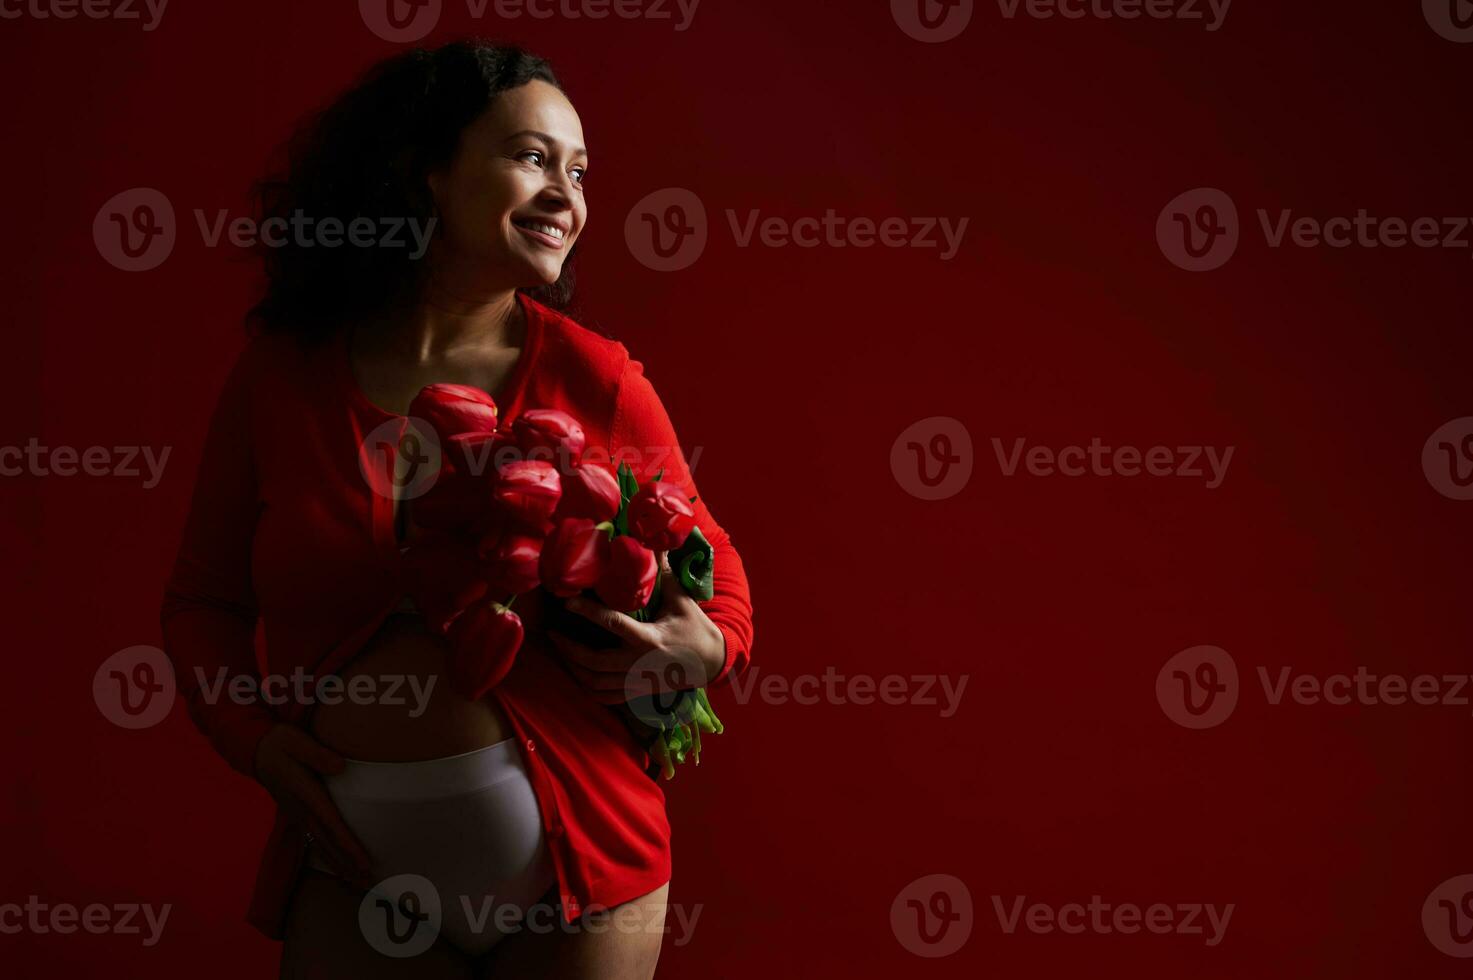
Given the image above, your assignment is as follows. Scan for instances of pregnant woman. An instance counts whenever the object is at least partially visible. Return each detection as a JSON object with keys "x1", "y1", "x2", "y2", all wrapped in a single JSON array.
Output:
[{"x1": 158, "y1": 40, "x2": 754, "y2": 978}]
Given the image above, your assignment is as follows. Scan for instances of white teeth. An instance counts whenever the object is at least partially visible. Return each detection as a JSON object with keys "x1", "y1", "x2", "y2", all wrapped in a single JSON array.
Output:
[{"x1": 518, "y1": 220, "x2": 565, "y2": 241}]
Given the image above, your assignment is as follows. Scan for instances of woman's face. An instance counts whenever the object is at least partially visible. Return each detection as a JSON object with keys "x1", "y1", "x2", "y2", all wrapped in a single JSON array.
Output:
[{"x1": 426, "y1": 79, "x2": 588, "y2": 293}]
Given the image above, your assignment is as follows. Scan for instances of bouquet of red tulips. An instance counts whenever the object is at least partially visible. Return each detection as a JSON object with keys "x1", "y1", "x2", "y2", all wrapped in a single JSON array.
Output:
[{"x1": 398, "y1": 383, "x2": 724, "y2": 780}]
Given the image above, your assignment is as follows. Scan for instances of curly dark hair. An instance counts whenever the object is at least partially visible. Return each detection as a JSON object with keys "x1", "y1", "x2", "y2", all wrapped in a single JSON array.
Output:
[{"x1": 247, "y1": 39, "x2": 577, "y2": 343}]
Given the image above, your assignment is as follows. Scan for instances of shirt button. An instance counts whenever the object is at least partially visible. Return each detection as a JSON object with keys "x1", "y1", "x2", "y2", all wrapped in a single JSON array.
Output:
[{"x1": 525, "y1": 738, "x2": 536, "y2": 752}]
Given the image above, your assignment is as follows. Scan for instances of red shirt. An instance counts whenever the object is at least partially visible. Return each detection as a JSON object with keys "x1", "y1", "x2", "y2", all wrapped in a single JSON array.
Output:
[{"x1": 158, "y1": 292, "x2": 755, "y2": 939}]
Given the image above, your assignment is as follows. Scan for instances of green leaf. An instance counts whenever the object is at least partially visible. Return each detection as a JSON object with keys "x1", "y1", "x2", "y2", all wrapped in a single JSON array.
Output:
[
  {"x1": 615, "y1": 461, "x2": 638, "y2": 537},
  {"x1": 669, "y1": 525, "x2": 714, "y2": 600}
]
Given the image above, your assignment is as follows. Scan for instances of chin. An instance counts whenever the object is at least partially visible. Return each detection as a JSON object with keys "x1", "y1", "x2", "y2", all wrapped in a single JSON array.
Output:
[{"x1": 522, "y1": 261, "x2": 564, "y2": 287}]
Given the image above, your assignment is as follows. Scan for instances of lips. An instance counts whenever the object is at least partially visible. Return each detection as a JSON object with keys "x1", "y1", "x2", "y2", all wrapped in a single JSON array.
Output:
[{"x1": 513, "y1": 217, "x2": 569, "y2": 249}]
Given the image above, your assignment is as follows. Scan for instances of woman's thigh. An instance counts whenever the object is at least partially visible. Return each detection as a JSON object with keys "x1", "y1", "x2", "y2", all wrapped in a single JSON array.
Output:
[
  {"x1": 479, "y1": 881, "x2": 671, "y2": 980},
  {"x1": 279, "y1": 868, "x2": 474, "y2": 980}
]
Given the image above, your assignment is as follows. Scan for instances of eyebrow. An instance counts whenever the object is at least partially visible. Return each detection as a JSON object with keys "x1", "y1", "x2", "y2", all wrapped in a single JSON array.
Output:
[{"x1": 505, "y1": 129, "x2": 588, "y2": 158}]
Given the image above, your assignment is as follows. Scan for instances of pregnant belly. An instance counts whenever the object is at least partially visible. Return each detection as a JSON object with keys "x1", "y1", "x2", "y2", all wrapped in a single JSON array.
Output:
[{"x1": 308, "y1": 612, "x2": 512, "y2": 762}]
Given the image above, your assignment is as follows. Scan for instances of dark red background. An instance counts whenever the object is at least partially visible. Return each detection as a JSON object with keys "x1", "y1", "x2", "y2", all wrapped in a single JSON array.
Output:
[{"x1": 3, "y1": 0, "x2": 1471, "y2": 976}]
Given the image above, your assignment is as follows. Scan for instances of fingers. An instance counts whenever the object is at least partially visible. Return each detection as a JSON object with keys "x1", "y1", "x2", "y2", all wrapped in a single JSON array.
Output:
[
  {"x1": 290, "y1": 769, "x2": 373, "y2": 877},
  {"x1": 548, "y1": 631, "x2": 636, "y2": 678},
  {"x1": 564, "y1": 595, "x2": 655, "y2": 643},
  {"x1": 303, "y1": 814, "x2": 371, "y2": 887}
]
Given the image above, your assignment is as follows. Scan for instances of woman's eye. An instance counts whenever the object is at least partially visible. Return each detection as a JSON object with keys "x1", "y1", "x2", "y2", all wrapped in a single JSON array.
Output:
[{"x1": 571, "y1": 167, "x2": 587, "y2": 185}]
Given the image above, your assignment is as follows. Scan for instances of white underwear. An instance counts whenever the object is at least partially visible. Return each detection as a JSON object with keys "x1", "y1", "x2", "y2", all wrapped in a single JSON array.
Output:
[{"x1": 306, "y1": 736, "x2": 558, "y2": 957}]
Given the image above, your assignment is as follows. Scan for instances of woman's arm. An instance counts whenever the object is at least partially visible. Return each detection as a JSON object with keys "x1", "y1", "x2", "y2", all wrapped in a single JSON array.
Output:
[
  {"x1": 608, "y1": 355, "x2": 755, "y2": 688},
  {"x1": 158, "y1": 342, "x2": 276, "y2": 779}
]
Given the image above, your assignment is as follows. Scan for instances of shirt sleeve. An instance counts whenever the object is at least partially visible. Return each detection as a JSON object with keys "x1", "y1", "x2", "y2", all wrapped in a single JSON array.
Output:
[
  {"x1": 609, "y1": 354, "x2": 755, "y2": 688},
  {"x1": 158, "y1": 341, "x2": 277, "y2": 780}
]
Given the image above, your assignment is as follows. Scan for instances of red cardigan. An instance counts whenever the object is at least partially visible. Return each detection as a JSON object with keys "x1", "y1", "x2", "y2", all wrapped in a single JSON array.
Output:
[{"x1": 158, "y1": 292, "x2": 755, "y2": 939}]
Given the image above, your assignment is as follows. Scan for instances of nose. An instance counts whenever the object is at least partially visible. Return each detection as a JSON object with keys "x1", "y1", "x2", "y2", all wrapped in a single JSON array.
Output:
[{"x1": 536, "y1": 170, "x2": 580, "y2": 217}]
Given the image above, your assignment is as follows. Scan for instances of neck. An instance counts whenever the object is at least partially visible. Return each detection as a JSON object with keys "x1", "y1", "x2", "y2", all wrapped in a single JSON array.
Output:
[{"x1": 371, "y1": 277, "x2": 525, "y2": 364}]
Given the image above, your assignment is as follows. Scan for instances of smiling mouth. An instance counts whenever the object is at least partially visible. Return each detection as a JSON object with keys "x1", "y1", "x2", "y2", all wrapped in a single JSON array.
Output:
[{"x1": 513, "y1": 219, "x2": 567, "y2": 249}]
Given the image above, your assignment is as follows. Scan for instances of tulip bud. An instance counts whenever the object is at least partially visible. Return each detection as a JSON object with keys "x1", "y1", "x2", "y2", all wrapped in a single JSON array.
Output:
[
  {"x1": 595, "y1": 536, "x2": 659, "y2": 613},
  {"x1": 446, "y1": 599, "x2": 524, "y2": 700},
  {"x1": 554, "y1": 462, "x2": 621, "y2": 524},
  {"x1": 627, "y1": 481, "x2": 697, "y2": 552},
  {"x1": 513, "y1": 409, "x2": 586, "y2": 468},
  {"x1": 494, "y1": 459, "x2": 562, "y2": 531},
  {"x1": 409, "y1": 383, "x2": 499, "y2": 440},
  {"x1": 539, "y1": 517, "x2": 611, "y2": 598},
  {"x1": 481, "y1": 531, "x2": 544, "y2": 596}
]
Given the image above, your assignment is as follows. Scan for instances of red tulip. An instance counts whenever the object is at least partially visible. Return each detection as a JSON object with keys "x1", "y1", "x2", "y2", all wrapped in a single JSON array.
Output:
[
  {"x1": 409, "y1": 429, "x2": 511, "y2": 532},
  {"x1": 494, "y1": 460, "x2": 562, "y2": 530},
  {"x1": 442, "y1": 429, "x2": 516, "y2": 481},
  {"x1": 513, "y1": 409, "x2": 586, "y2": 467},
  {"x1": 627, "y1": 481, "x2": 697, "y2": 552},
  {"x1": 409, "y1": 383, "x2": 499, "y2": 439},
  {"x1": 446, "y1": 599, "x2": 524, "y2": 700},
  {"x1": 539, "y1": 517, "x2": 610, "y2": 597},
  {"x1": 595, "y1": 536, "x2": 659, "y2": 613},
  {"x1": 480, "y1": 531, "x2": 544, "y2": 596},
  {"x1": 399, "y1": 534, "x2": 489, "y2": 635},
  {"x1": 554, "y1": 462, "x2": 621, "y2": 524}
]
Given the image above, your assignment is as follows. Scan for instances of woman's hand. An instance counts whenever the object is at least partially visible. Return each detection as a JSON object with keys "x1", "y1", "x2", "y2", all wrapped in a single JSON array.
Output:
[
  {"x1": 254, "y1": 723, "x2": 374, "y2": 888},
  {"x1": 548, "y1": 553, "x2": 727, "y2": 705}
]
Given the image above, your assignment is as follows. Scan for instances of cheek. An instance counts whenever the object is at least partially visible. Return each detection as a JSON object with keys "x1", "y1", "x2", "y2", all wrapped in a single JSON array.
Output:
[{"x1": 439, "y1": 175, "x2": 519, "y2": 246}]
